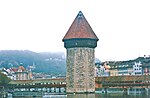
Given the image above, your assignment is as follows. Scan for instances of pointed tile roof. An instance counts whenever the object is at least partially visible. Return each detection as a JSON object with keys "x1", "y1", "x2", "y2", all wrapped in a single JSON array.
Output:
[{"x1": 63, "y1": 11, "x2": 99, "y2": 41}]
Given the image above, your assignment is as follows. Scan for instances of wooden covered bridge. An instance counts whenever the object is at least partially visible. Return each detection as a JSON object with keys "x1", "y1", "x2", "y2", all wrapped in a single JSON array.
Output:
[
  {"x1": 7, "y1": 75, "x2": 150, "y2": 92},
  {"x1": 8, "y1": 78, "x2": 66, "y2": 93},
  {"x1": 95, "y1": 75, "x2": 150, "y2": 89}
]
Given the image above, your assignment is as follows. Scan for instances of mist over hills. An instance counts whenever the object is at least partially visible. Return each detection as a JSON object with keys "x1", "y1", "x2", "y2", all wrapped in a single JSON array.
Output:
[{"x1": 0, "y1": 50, "x2": 66, "y2": 75}]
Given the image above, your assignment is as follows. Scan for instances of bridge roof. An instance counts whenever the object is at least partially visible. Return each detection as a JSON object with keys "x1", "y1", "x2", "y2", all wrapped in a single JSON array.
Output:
[
  {"x1": 95, "y1": 75, "x2": 150, "y2": 82},
  {"x1": 9, "y1": 78, "x2": 65, "y2": 84},
  {"x1": 63, "y1": 11, "x2": 98, "y2": 41}
]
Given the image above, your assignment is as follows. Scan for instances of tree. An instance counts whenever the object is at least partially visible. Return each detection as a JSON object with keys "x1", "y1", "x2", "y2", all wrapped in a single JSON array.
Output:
[
  {"x1": 0, "y1": 71, "x2": 11, "y2": 87},
  {"x1": 0, "y1": 72, "x2": 11, "y2": 98}
]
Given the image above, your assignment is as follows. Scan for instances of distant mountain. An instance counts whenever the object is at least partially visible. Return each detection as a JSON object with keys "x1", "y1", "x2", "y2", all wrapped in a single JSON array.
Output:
[{"x1": 0, "y1": 50, "x2": 66, "y2": 75}]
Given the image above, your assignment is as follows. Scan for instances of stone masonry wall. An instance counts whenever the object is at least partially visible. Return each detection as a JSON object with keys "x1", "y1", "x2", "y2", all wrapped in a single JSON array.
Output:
[{"x1": 66, "y1": 47, "x2": 95, "y2": 93}]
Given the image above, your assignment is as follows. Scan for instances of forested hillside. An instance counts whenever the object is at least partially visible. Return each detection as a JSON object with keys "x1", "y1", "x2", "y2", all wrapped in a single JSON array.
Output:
[{"x1": 0, "y1": 50, "x2": 66, "y2": 75}]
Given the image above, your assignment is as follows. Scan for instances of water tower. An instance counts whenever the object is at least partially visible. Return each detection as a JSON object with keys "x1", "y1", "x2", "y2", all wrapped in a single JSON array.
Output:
[{"x1": 62, "y1": 11, "x2": 99, "y2": 93}]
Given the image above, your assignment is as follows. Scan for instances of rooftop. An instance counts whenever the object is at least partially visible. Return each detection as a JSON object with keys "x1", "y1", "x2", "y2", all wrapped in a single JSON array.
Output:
[{"x1": 63, "y1": 11, "x2": 98, "y2": 41}]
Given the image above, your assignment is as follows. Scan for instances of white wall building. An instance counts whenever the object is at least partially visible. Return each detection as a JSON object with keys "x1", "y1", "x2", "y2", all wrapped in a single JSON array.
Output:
[
  {"x1": 133, "y1": 62, "x2": 142, "y2": 75},
  {"x1": 95, "y1": 62, "x2": 110, "y2": 76}
]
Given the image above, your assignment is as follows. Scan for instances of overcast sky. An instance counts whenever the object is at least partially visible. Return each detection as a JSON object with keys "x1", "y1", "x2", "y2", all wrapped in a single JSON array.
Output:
[{"x1": 0, "y1": 0, "x2": 150, "y2": 61}]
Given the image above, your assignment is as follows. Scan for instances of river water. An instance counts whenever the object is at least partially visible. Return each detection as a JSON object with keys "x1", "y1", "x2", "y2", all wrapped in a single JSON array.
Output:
[
  {"x1": 10, "y1": 93, "x2": 150, "y2": 98},
  {"x1": 46, "y1": 94, "x2": 150, "y2": 98},
  {"x1": 7, "y1": 92, "x2": 150, "y2": 98}
]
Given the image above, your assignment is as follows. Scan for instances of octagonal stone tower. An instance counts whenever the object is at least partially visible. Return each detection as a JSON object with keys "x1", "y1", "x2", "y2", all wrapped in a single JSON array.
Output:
[{"x1": 62, "y1": 11, "x2": 99, "y2": 93}]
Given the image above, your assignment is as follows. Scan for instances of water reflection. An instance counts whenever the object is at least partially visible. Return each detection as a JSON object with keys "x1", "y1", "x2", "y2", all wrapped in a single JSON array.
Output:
[
  {"x1": 67, "y1": 94, "x2": 95, "y2": 98},
  {"x1": 67, "y1": 94, "x2": 150, "y2": 98},
  {"x1": 10, "y1": 93, "x2": 150, "y2": 98},
  {"x1": 43, "y1": 94, "x2": 150, "y2": 98}
]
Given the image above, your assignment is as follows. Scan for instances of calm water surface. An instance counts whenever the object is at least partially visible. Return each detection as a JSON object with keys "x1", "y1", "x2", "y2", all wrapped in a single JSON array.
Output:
[
  {"x1": 66, "y1": 94, "x2": 149, "y2": 98},
  {"x1": 10, "y1": 93, "x2": 150, "y2": 98}
]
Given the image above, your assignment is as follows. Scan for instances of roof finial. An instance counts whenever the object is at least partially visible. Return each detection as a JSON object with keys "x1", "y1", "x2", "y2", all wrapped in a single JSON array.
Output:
[{"x1": 78, "y1": 11, "x2": 83, "y2": 17}]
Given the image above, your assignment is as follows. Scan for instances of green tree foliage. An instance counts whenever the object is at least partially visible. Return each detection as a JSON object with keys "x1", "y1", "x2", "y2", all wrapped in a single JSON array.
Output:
[{"x1": 0, "y1": 71, "x2": 11, "y2": 86}]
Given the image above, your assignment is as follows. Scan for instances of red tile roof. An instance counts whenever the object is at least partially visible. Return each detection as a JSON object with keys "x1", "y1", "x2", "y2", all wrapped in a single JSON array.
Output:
[
  {"x1": 63, "y1": 11, "x2": 99, "y2": 40},
  {"x1": 11, "y1": 68, "x2": 18, "y2": 72},
  {"x1": 19, "y1": 66, "x2": 25, "y2": 71}
]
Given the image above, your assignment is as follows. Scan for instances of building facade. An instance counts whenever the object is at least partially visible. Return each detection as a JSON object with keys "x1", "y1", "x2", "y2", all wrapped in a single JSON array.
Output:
[
  {"x1": 0, "y1": 64, "x2": 31, "y2": 80},
  {"x1": 95, "y1": 62, "x2": 110, "y2": 76},
  {"x1": 133, "y1": 62, "x2": 142, "y2": 75},
  {"x1": 109, "y1": 62, "x2": 143, "y2": 76},
  {"x1": 15, "y1": 66, "x2": 28, "y2": 80},
  {"x1": 63, "y1": 11, "x2": 98, "y2": 93}
]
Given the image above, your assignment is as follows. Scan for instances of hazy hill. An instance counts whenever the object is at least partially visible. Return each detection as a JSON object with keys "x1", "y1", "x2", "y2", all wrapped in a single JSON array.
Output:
[
  {"x1": 109, "y1": 56, "x2": 150, "y2": 67},
  {"x1": 0, "y1": 50, "x2": 66, "y2": 75}
]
